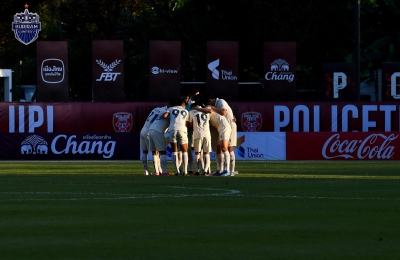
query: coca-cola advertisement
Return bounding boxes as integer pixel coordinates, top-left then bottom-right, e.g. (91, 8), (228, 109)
(149, 41), (181, 102)
(286, 132), (399, 160)
(92, 40), (124, 102)
(207, 41), (239, 102)
(322, 63), (355, 102)
(37, 41), (69, 102)
(264, 42), (296, 101)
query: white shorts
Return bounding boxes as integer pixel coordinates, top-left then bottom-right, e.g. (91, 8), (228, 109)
(210, 125), (231, 152)
(229, 122), (237, 146)
(193, 137), (212, 153)
(168, 129), (188, 145)
(140, 130), (149, 150)
(148, 129), (167, 152)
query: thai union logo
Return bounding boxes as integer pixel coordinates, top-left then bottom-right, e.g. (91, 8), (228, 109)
(208, 59), (237, 81)
(12, 4), (41, 45)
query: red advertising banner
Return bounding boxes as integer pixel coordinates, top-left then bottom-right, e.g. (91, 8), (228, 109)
(264, 42), (296, 101)
(382, 62), (400, 101)
(149, 41), (181, 102)
(92, 40), (124, 102)
(286, 132), (400, 160)
(0, 133), (139, 160)
(207, 41), (238, 101)
(1, 102), (400, 134)
(322, 63), (356, 101)
(36, 41), (69, 101)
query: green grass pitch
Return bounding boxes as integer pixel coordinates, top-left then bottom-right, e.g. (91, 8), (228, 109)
(0, 160), (400, 259)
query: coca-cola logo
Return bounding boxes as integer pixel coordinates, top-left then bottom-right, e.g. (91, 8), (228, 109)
(322, 133), (398, 159)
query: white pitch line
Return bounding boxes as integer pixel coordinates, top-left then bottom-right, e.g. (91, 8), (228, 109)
(0, 186), (242, 201)
(247, 194), (400, 201)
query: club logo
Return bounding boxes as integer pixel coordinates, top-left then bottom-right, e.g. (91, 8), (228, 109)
(113, 112), (133, 132)
(21, 135), (48, 154)
(95, 59), (121, 81)
(12, 4), (41, 45)
(208, 59), (237, 81)
(41, 59), (65, 83)
(241, 112), (262, 132)
(265, 59), (294, 82)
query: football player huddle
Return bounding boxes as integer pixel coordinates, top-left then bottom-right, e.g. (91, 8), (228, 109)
(140, 91), (238, 177)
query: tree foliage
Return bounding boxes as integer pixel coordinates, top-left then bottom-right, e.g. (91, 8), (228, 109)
(0, 0), (399, 101)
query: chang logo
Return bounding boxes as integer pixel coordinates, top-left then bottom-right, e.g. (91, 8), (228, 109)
(21, 135), (48, 155)
(265, 58), (295, 82)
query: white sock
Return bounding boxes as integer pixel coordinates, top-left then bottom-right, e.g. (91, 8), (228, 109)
(160, 154), (167, 173)
(141, 153), (149, 172)
(204, 154), (210, 173)
(153, 155), (160, 173)
(178, 151), (182, 168)
(224, 151), (230, 172)
(172, 152), (179, 174)
(196, 153), (201, 172)
(182, 152), (188, 174)
(230, 151), (235, 172)
(217, 154), (223, 172)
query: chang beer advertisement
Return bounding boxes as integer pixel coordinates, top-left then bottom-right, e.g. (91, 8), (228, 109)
(92, 40), (124, 102)
(206, 41), (239, 101)
(37, 41), (69, 101)
(149, 41), (181, 102)
(322, 63), (355, 102)
(263, 42), (296, 101)
(382, 62), (400, 101)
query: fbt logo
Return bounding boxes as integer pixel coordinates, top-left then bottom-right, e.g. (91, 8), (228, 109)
(96, 59), (121, 81)
(151, 66), (178, 75)
(9, 105), (54, 133)
(241, 112), (262, 132)
(208, 59), (237, 81)
(265, 59), (294, 82)
(41, 59), (64, 83)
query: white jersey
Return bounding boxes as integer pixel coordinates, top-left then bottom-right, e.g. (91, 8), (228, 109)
(148, 112), (169, 134)
(141, 106), (167, 134)
(215, 98), (234, 123)
(209, 109), (230, 133)
(168, 106), (189, 132)
(189, 109), (211, 139)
